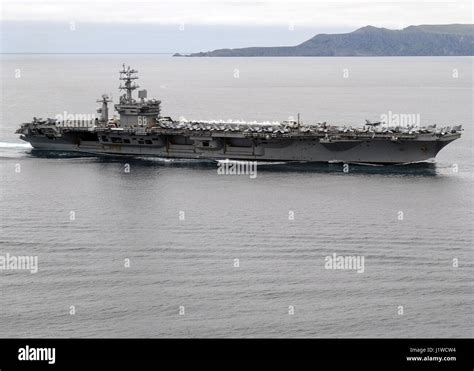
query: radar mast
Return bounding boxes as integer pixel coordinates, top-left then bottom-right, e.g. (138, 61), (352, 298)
(119, 64), (139, 103)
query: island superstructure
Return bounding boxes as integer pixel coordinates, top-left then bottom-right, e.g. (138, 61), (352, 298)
(16, 65), (463, 164)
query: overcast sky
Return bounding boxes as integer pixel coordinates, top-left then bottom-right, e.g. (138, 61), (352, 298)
(1, 0), (472, 53)
(1, 0), (472, 29)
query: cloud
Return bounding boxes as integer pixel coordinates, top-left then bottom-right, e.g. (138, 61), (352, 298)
(1, 0), (472, 28)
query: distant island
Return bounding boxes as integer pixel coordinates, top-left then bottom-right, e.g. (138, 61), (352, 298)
(175, 24), (473, 57)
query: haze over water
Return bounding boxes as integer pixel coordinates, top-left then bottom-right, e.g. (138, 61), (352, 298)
(0, 56), (472, 337)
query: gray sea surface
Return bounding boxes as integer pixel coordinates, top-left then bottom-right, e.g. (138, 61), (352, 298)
(0, 56), (472, 337)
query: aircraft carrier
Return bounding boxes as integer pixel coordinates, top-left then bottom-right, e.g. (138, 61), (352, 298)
(16, 65), (463, 164)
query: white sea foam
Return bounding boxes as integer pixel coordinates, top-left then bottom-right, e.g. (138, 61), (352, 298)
(0, 142), (32, 149)
(218, 159), (288, 166)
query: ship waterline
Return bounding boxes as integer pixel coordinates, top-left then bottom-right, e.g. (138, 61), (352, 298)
(16, 65), (462, 164)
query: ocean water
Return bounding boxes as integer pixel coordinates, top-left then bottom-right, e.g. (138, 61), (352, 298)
(0, 56), (472, 338)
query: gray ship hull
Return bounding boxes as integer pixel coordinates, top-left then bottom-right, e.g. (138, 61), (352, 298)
(22, 131), (459, 164)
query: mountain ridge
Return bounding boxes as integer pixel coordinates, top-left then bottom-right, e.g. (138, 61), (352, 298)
(177, 24), (474, 57)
